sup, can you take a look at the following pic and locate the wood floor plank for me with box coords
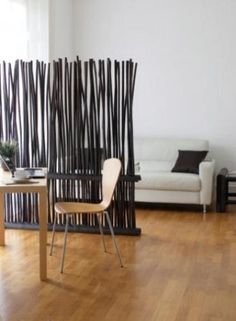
[1,207,236,321]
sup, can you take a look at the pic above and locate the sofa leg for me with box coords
[203,204,207,213]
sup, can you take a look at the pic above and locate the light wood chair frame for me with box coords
[49,158,123,273]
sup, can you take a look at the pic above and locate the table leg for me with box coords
[39,190,48,281]
[216,173,226,212]
[0,192,5,246]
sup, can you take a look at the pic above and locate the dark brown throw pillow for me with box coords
[171,150,208,174]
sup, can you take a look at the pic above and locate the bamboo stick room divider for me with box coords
[0,58,141,235]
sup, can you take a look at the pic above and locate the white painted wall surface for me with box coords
[49,0,73,61]
[28,0,49,61]
[59,0,236,171]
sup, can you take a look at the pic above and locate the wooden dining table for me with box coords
[0,170,48,281]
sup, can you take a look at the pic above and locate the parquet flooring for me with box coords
[1,207,236,321]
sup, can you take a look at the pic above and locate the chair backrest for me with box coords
[101,158,121,209]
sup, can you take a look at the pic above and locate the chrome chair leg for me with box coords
[50,213,57,256]
[104,211,123,267]
[60,215,69,273]
[96,213,106,252]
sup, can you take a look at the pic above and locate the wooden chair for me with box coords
[50,158,123,273]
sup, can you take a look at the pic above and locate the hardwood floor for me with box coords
[1,207,236,321]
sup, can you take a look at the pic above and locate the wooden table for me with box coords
[0,171,48,281]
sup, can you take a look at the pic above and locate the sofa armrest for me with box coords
[199,160,215,205]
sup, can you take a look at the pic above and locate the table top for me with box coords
[0,169,47,193]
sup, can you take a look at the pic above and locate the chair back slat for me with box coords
[101,158,121,209]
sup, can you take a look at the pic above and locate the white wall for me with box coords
[49,0,74,61]
[28,0,49,61]
[55,0,236,171]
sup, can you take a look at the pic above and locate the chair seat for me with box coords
[55,201,105,214]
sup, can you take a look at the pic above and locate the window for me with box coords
[0,0,49,62]
[0,0,28,62]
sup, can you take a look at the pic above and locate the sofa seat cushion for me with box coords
[136,172,201,192]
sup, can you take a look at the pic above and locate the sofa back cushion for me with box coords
[138,160,174,173]
[134,137,209,162]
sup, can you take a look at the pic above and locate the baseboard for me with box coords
[135,202,210,212]
[5,222,142,236]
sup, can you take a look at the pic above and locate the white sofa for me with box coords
[134,137,215,212]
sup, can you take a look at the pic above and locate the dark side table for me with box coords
[216,168,236,212]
